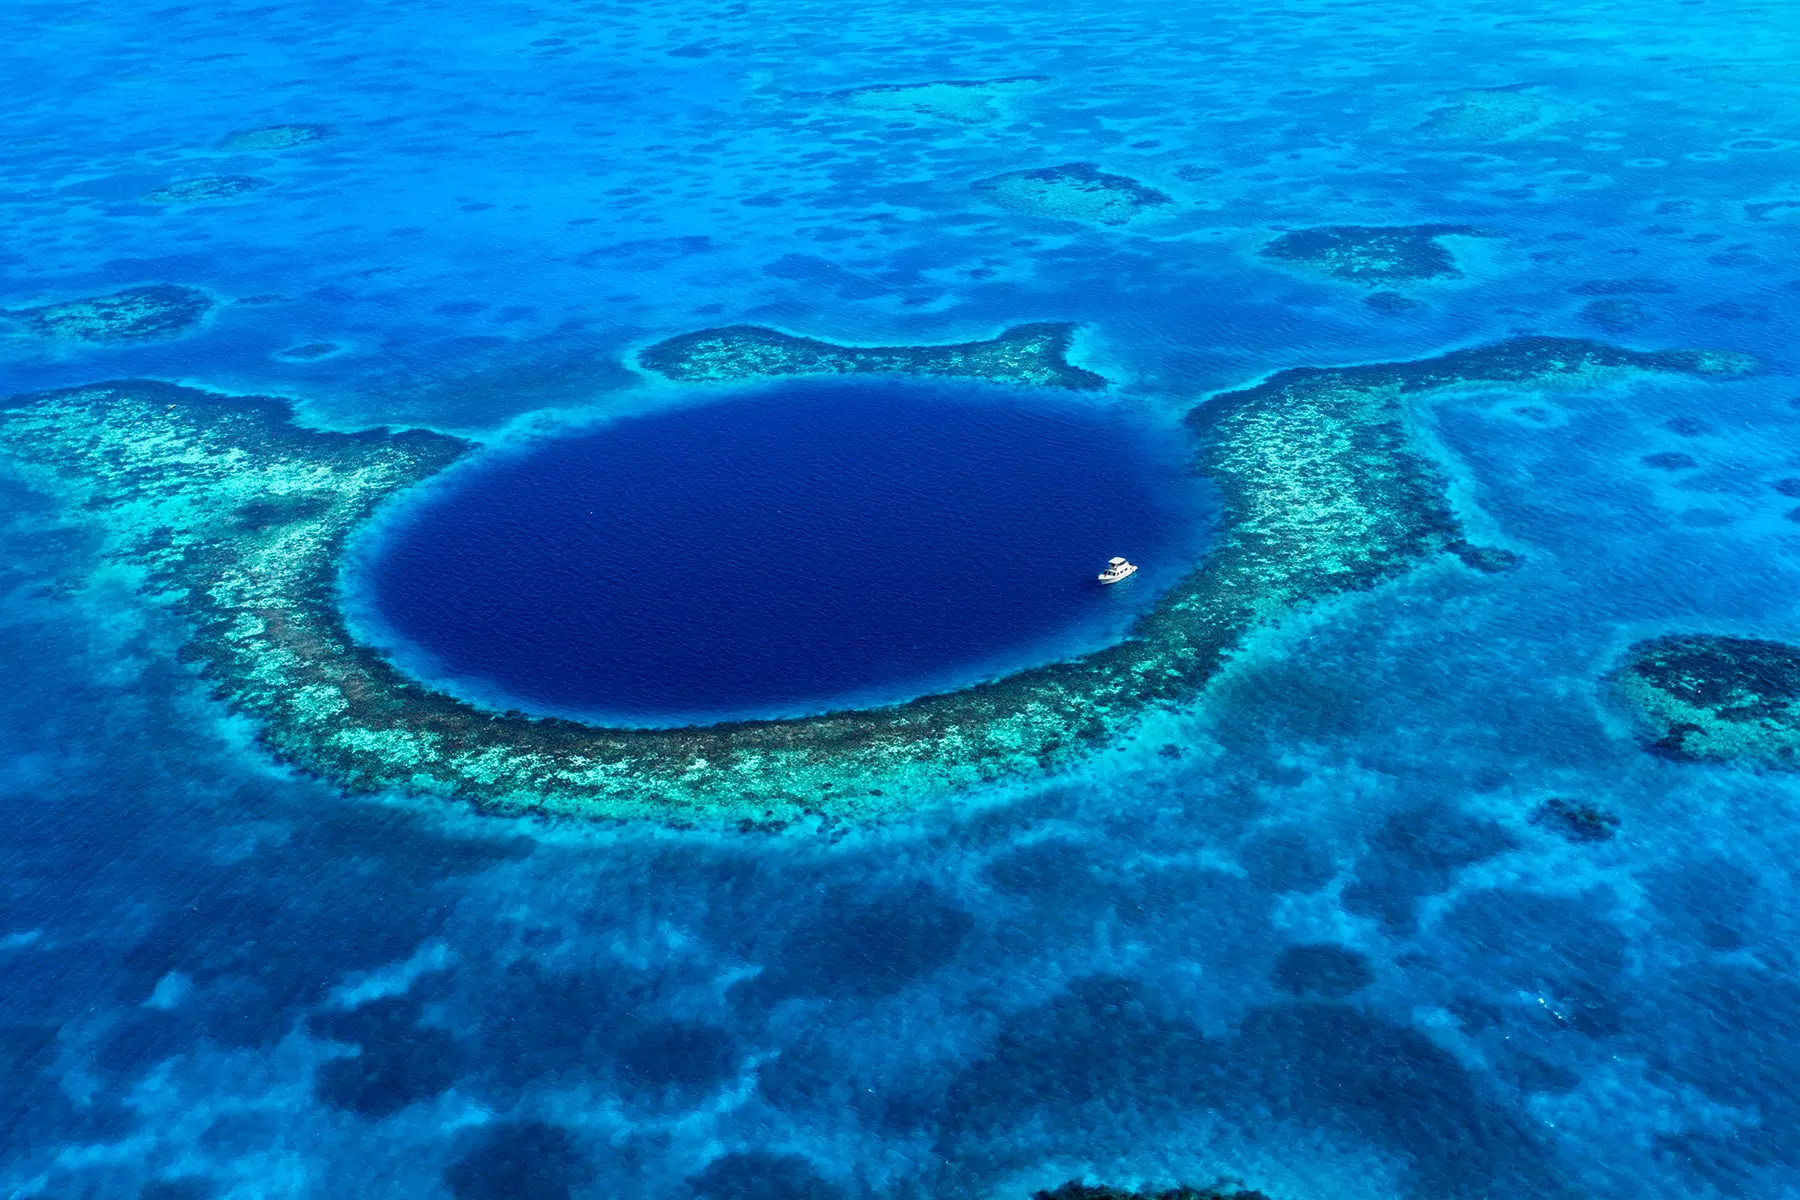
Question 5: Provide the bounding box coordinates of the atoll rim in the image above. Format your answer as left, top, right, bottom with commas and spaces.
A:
0, 329, 1753, 826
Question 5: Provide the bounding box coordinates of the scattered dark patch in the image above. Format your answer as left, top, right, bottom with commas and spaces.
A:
1569, 277, 1677, 295
120, 805, 528, 1048
1641, 451, 1698, 470
444, 1120, 592, 1200
755, 883, 973, 999
686, 1151, 845, 1200
1033, 1184, 1269, 1200
1437, 889, 1627, 1037
1632, 963, 1800, 1192
616, 1021, 739, 1098
1647, 857, 1760, 952
1272, 944, 1376, 998
983, 839, 1096, 897
1579, 298, 1649, 332
1697, 301, 1769, 321
1662, 416, 1710, 437
941, 977, 1565, 1195
575, 235, 714, 267
1238, 826, 1336, 893
310, 997, 466, 1118
139, 1179, 213, 1200
1342, 806, 1516, 933
461, 960, 632, 1101
1771, 477, 1800, 498
1531, 797, 1619, 843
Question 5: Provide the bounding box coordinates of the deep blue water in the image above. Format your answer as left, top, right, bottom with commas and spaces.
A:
355, 380, 1209, 724
5, 0, 1800, 1197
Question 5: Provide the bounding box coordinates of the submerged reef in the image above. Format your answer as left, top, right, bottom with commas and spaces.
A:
218, 123, 331, 151
1034, 1184, 1269, 1200
275, 342, 342, 362
1417, 85, 1548, 139
146, 176, 269, 204
6, 285, 213, 343
0, 336, 1753, 826
638, 322, 1105, 390
1259, 225, 1488, 283
1531, 797, 1620, 843
1612, 634, 1800, 768
832, 76, 1044, 123
972, 163, 1172, 226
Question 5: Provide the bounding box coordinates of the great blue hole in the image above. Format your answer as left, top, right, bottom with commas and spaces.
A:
344, 378, 1215, 727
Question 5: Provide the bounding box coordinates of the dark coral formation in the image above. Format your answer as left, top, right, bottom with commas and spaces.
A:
1531, 797, 1620, 843
1613, 634, 1800, 768
146, 176, 269, 204
1641, 451, 1697, 471
1259, 224, 1489, 283
638, 322, 1105, 389
7, 285, 213, 343
1034, 1184, 1269, 1200
0, 337, 1754, 825
1447, 539, 1522, 572
218, 123, 331, 151
972, 163, 1172, 226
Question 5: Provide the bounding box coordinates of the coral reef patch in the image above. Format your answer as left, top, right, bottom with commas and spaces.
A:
637, 322, 1105, 390
218, 123, 331, 151
972, 163, 1172, 226
145, 176, 269, 204
832, 76, 1044, 123
1259, 225, 1488, 283
1612, 634, 1800, 768
5, 285, 213, 343
0, 335, 1753, 825
1417, 85, 1548, 139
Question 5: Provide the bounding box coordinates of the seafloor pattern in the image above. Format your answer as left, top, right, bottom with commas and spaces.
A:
1613, 633, 1800, 768
0, 334, 1750, 826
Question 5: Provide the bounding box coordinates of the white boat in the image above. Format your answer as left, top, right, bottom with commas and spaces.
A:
1097, 556, 1138, 584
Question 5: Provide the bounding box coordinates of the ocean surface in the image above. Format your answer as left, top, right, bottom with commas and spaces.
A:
3, 0, 1800, 1197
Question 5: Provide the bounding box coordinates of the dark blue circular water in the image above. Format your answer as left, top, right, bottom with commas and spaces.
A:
350, 378, 1213, 726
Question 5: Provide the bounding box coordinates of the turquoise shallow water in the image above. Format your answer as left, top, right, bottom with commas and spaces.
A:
4, 0, 1800, 1197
